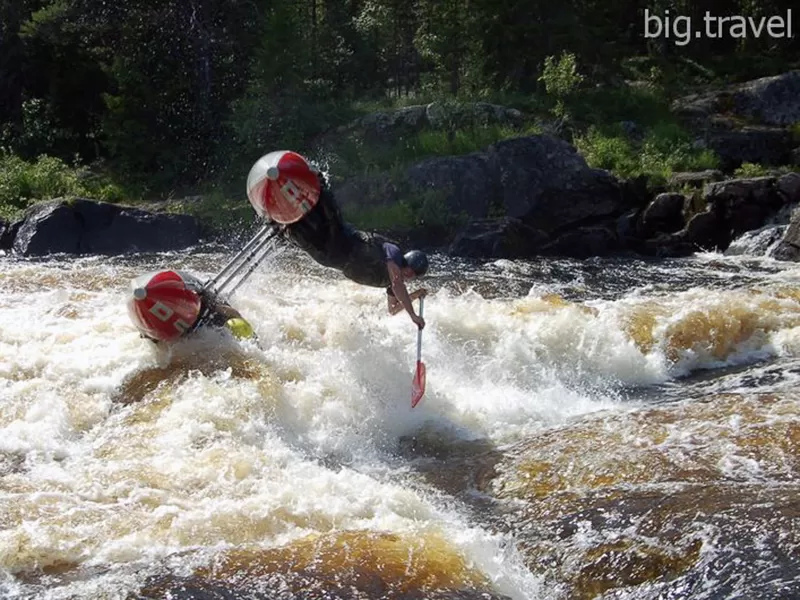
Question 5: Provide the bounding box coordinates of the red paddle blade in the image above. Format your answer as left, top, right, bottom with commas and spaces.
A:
411, 361, 427, 408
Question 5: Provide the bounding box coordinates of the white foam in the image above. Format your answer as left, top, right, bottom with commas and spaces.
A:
2, 252, 800, 599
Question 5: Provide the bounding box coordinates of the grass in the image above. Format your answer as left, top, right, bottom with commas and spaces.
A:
343, 201, 416, 231
332, 121, 541, 178
343, 186, 468, 233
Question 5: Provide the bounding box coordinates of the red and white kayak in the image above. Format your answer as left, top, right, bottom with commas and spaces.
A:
246, 150, 321, 224
127, 270, 202, 342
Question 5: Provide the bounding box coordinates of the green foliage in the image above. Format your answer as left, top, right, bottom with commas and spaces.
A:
732, 163, 796, 178
334, 122, 539, 178
343, 188, 467, 234
569, 85, 674, 130
539, 52, 584, 118
344, 201, 416, 231
790, 122, 800, 142
0, 152, 127, 219
173, 188, 256, 235
413, 188, 468, 229
575, 123, 720, 186
1, 0, 798, 230
733, 162, 772, 178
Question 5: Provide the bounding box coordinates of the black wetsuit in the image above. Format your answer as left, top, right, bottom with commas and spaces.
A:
280, 183, 403, 292
178, 271, 238, 330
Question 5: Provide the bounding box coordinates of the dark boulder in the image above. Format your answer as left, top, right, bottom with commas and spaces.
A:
404, 152, 497, 219
448, 217, 548, 259
12, 201, 84, 255
540, 226, 620, 259
11, 198, 201, 257
770, 208, 800, 262
638, 193, 686, 237
704, 176, 787, 240
703, 127, 794, 171
673, 71, 800, 127
1, 217, 21, 251
678, 209, 727, 251
731, 70, 800, 127
486, 136, 625, 233
777, 172, 800, 203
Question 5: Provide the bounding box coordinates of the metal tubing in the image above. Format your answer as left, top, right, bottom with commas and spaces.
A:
213, 227, 282, 295
202, 223, 271, 292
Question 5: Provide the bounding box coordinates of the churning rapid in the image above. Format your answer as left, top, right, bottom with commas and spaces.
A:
1, 245, 799, 600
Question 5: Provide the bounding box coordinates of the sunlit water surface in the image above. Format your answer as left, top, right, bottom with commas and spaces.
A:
1, 246, 799, 599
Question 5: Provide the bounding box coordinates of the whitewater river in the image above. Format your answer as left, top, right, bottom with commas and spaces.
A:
1, 244, 799, 599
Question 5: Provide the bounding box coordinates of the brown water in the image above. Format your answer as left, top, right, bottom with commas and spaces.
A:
1, 248, 799, 599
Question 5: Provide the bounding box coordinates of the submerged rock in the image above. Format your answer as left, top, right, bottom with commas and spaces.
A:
485, 392, 800, 599
133, 531, 512, 600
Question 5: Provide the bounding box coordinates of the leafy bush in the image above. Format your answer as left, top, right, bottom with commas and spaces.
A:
0, 152, 128, 219
733, 162, 771, 178
575, 123, 719, 185
539, 52, 584, 119
732, 162, 796, 178
540, 53, 584, 98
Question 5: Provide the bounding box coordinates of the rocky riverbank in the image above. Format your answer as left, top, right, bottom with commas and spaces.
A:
3, 71, 800, 262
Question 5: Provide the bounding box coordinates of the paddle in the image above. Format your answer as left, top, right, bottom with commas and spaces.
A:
411, 297, 426, 408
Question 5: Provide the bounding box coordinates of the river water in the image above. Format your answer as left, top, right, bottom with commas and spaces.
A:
1, 244, 798, 599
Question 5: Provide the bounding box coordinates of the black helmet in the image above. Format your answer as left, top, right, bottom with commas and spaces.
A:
403, 250, 429, 276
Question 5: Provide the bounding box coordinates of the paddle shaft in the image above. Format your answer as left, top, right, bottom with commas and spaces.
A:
416, 298, 424, 362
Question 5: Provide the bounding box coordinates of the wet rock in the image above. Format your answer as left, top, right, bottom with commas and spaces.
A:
540, 226, 620, 259
680, 209, 726, 250
448, 217, 547, 259
777, 172, 800, 203
0, 217, 20, 250
725, 225, 787, 257
639, 193, 686, 237
11, 198, 201, 256
656, 175, 795, 253
770, 206, 800, 261
640, 233, 697, 258
615, 208, 641, 243
704, 176, 787, 240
